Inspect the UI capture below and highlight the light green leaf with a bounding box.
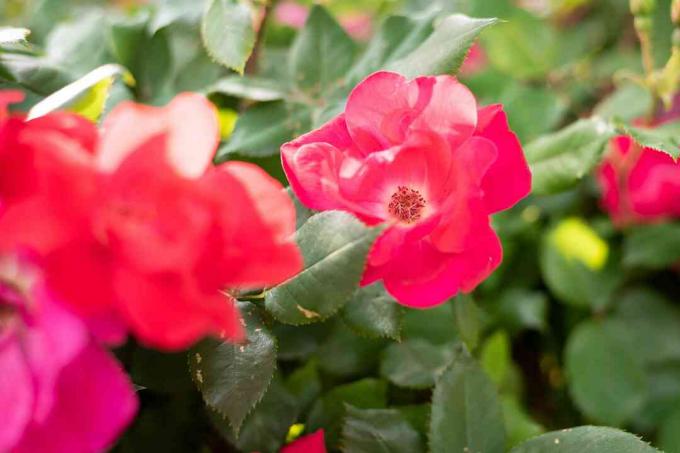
[593,83,652,122]
[346,12,435,86]
[480,331,511,387]
[343,282,402,340]
[429,345,505,453]
[526,118,615,195]
[216,101,311,160]
[289,5,356,96]
[624,223,680,269]
[208,75,287,101]
[453,295,480,351]
[388,14,497,77]
[27,64,131,121]
[503,397,544,450]
[201,0,255,74]
[565,320,647,426]
[189,302,276,434]
[265,211,382,325]
[341,406,424,453]
[380,339,454,389]
[510,426,660,452]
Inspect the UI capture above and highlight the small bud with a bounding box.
[630,0,656,16]
[634,16,653,33]
[673,0,680,25]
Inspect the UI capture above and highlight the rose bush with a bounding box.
[1,0,680,452]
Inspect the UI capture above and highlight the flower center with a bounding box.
[388,186,426,224]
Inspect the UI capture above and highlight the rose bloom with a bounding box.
[281,429,326,453]
[0,92,302,349]
[598,137,680,225]
[282,71,531,308]
[0,254,137,453]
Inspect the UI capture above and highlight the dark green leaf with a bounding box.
[493,289,548,333]
[623,223,680,269]
[510,426,660,453]
[388,14,497,77]
[307,378,388,448]
[286,361,322,412]
[343,282,402,340]
[659,407,680,453]
[315,322,385,378]
[265,211,383,325]
[611,288,680,365]
[211,377,298,453]
[565,320,647,426]
[526,118,615,195]
[502,397,544,450]
[380,339,454,389]
[216,101,311,159]
[401,302,458,345]
[189,302,276,434]
[287,187,315,230]
[341,406,424,453]
[289,5,356,96]
[201,0,255,74]
[429,345,505,453]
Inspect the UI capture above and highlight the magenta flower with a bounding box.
[282,71,531,308]
[0,254,137,453]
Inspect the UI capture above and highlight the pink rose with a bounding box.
[0,254,137,453]
[282,71,531,308]
[598,135,680,225]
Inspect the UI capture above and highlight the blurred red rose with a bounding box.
[598,135,680,225]
[0,92,302,350]
[0,253,137,453]
[282,71,531,308]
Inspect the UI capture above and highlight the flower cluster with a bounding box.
[0,91,301,451]
[282,71,532,308]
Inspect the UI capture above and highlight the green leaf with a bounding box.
[482,9,558,80]
[616,121,680,159]
[201,0,255,74]
[341,406,424,453]
[307,378,388,448]
[502,397,544,450]
[286,361,322,412]
[208,75,287,101]
[429,345,505,453]
[265,211,383,325]
[593,82,652,122]
[526,118,615,195]
[27,64,131,121]
[346,12,435,86]
[388,14,497,77]
[315,322,385,378]
[624,223,680,269]
[510,426,661,452]
[565,320,647,426]
[289,5,356,97]
[189,302,276,434]
[343,282,402,340]
[498,83,567,142]
[216,102,311,160]
[611,288,680,365]
[401,302,458,345]
[453,295,480,351]
[210,377,298,453]
[492,289,548,334]
[287,187,315,230]
[540,221,619,309]
[659,407,680,453]
[480,331,511,387]
[380,339,454,389]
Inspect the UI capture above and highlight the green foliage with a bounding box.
[342,282,402,340]
[201,0,255,74]
[429,345,506,453]
[341,406,424,453]
[510,426,661,452]
[265,211,383,325]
